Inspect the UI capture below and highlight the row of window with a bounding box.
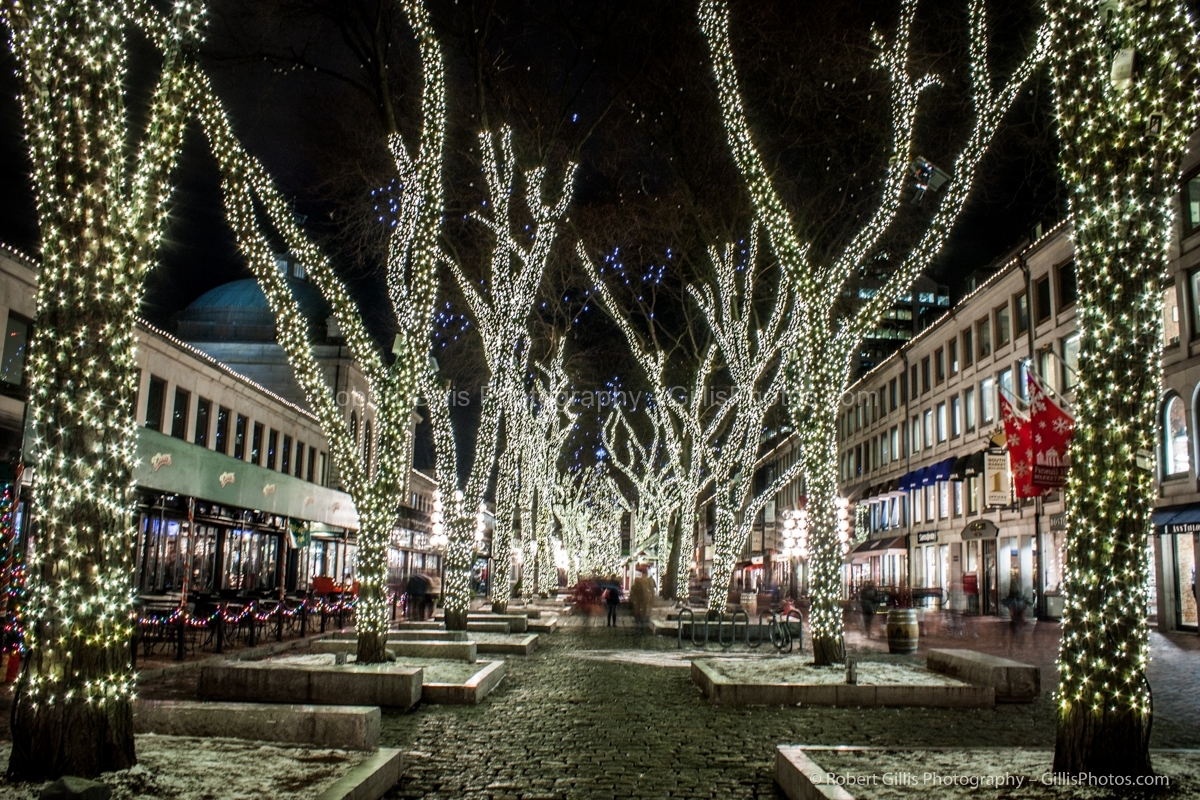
[842,337,1081,469]
[841,265,1077,439]
[863,477,983,533]
[141,373,328,484]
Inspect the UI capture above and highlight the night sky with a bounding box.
[0,0,1087,466]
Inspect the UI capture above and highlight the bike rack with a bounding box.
[677,607,694,649]
[720,609,748,648]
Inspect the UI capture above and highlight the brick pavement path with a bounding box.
[381,614,1199,799]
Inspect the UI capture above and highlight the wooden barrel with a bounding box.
[886,608,919,654]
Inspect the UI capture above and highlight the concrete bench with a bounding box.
[476,634,539,656]
[199,660,422,710]
[926,648,1040,703]
[133,700,380,751]
[313,638,477,663]
[528,616,558,633]
[435,613,528,632]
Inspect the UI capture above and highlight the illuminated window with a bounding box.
[1164,395,1191,477]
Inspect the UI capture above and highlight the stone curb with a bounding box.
[421,660,506,705]
[316,747,404,800]
[775,746,855,800]
[692,660,994,708]
[133,700,381,751]
[136,630,341,682]
[476,634,539,655]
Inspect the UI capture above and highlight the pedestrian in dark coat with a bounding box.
[604,583,621,627]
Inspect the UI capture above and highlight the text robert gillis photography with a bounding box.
[438,385,882,411]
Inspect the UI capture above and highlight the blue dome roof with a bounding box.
[186,278,330,319]
[176,278,332,343]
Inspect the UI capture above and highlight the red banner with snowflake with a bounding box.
[999,391,1040,499]
[1028,372,1075,489]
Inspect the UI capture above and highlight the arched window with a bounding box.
[1164,395,1190,477]
[363,419,374,476]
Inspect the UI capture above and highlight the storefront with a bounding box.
[844,535,907,598]
[1152,503,1200,632]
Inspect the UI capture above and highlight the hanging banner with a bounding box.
[998,393,1040,498]
[984,450,1013,507]
[1028,372,1075,489]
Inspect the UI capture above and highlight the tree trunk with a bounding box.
[9,672,136,781]
[1050,200,1160,775]
[4,0,175,779]
[435,511,477,632]
[800,414,846,666]
[354,502,393,664]
[661,512,681,600]
[1041,0,1200,773]
[706,509,736,616]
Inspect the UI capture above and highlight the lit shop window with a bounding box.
[1164,396,1191,477]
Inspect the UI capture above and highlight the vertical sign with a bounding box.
[984,450,1012,508]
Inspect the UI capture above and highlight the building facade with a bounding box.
[0,246,453,606]
[1152,128,1200,635]
[835,224,1079,618]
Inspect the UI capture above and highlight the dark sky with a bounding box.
[0,0,1063,354]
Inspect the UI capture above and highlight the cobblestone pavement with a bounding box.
[378,612,1200,800]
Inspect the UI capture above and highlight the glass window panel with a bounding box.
[965,387,976,431]
[995,304,1011,347]
[145,375,166,431]
[1058,262,1077,309]
[981,378,996,424]
[1186,173,1200,236]
[1165,396,1191,476]
[1164,285,1181,346]
[195,398,211,447]
[171,388,190,439]
[977,318,991,358]
[0,314,30,386]
[1062,334,1081,391]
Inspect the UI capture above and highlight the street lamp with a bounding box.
[780,507,809,599]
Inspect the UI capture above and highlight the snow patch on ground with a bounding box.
[706,659,969,686]
[0,735,367,800]
[271,652,485,683]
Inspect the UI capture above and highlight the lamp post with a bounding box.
[429,490,448,609]
[780,507,810,600]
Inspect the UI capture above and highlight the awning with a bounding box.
[845,481,871,504]
[846,535,909,563]
[902,467,926,491]
[931,456,957,482]
[920,465,937,486]
[1153,502,1200,534]
[949,450,986,481]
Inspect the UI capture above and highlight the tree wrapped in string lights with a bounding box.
[603,407,679,573]
[425,126,575,626]
[687,230,803,616]
[1043,0,1200,778]
[2,0,200,779]
[582,247,720,601]
[519,347,578,595]
[699,0,1047,664]
[192,0,446,662]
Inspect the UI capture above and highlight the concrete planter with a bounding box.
[199,660,422,710]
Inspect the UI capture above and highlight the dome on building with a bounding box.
[175,277,332,342]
